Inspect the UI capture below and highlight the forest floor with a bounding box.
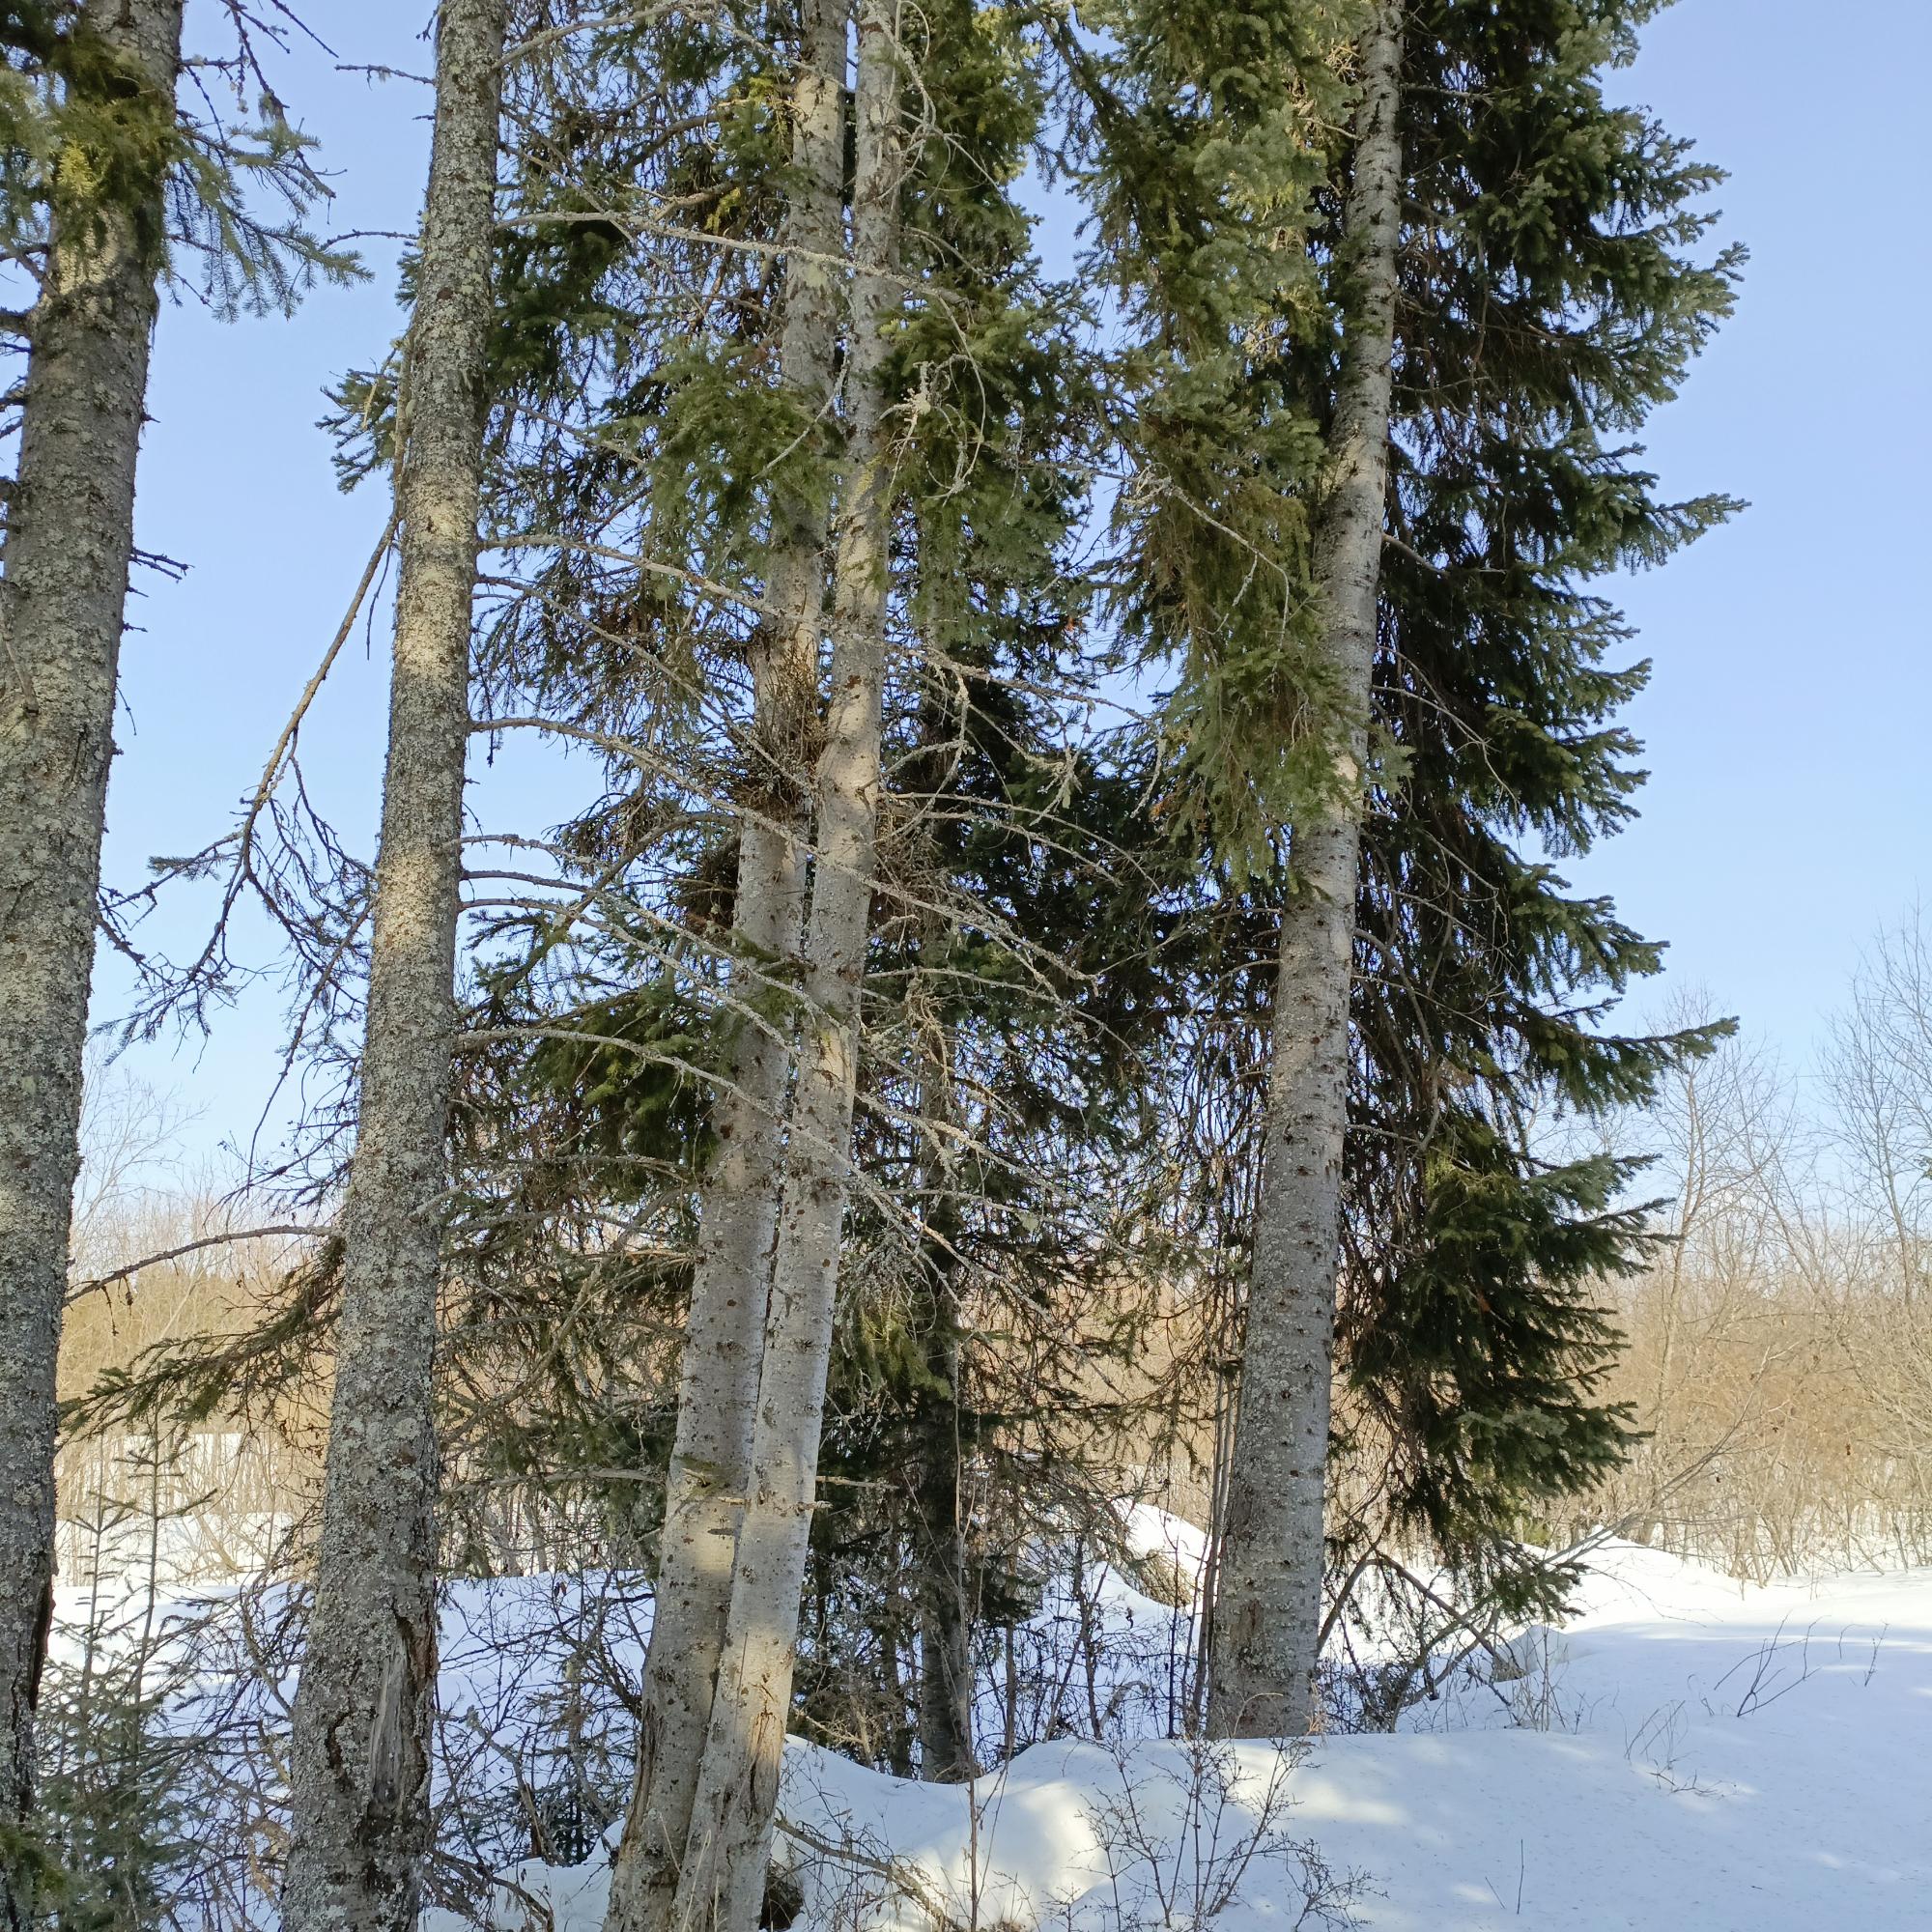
[441,1530,1931,1932]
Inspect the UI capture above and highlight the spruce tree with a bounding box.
[451,0,1180,1806]
[0,13,189,1883]
[833,0,1137,1782]
[1044,0,1370,1740]
[1339,0,1740,1588]
[1177,0,1740,1716]
[598,0,850,1917]
[662,7,910,1918]
[1050,0,1350,870]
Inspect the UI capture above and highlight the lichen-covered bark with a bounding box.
[599,6,847,1929]
[668,7,905,1922]
[1207,0,1404,1741]
[279,5,505,1926]
[0,3,184,1909]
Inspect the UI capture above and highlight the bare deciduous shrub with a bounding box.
[1084,1737,1360,1932]
[1574,962,1932,1577]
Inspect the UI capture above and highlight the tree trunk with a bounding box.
[0,3,184,1908]
[1206,0,1404,1742]
[915,1285,976,1780]
[600,4,848,1928]
[668,6,905,1922]
[279,4,504,1926]
[913,1050,975,1781]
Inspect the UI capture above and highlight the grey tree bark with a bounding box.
[599,5,849,1928]
[0,3,184,1909]
[912,1036,976,1782]
[914,1267,976,1781]
[279,4,505,1926]
[1206,0,1404,1742]
[667,6,905,1921]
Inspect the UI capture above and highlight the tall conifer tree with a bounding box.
[0,7,186,1890]
[1340,0,1739,1581]
[663,8,910,1920]
[450,0,1154,1809]
[1194,0,1738,1725]
[600,0,850,1918]
[0,2,349,1894]
[282,3,506,1925]
[1208,0,1405,1741]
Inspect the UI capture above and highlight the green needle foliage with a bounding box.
[1057,0,1363,872]
[0,1,355,312]
[1335,0,1742,1597]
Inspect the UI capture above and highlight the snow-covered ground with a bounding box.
[444,1536,1931,1932]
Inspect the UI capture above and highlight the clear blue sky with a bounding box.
[1590,0,1932,1048]
[93,0,1932,1167]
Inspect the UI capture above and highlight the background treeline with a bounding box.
[64,904,1932,1621]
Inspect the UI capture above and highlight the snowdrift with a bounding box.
[434,1536,1931,1932]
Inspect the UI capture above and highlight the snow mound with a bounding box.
[458,1536,1932,1932]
